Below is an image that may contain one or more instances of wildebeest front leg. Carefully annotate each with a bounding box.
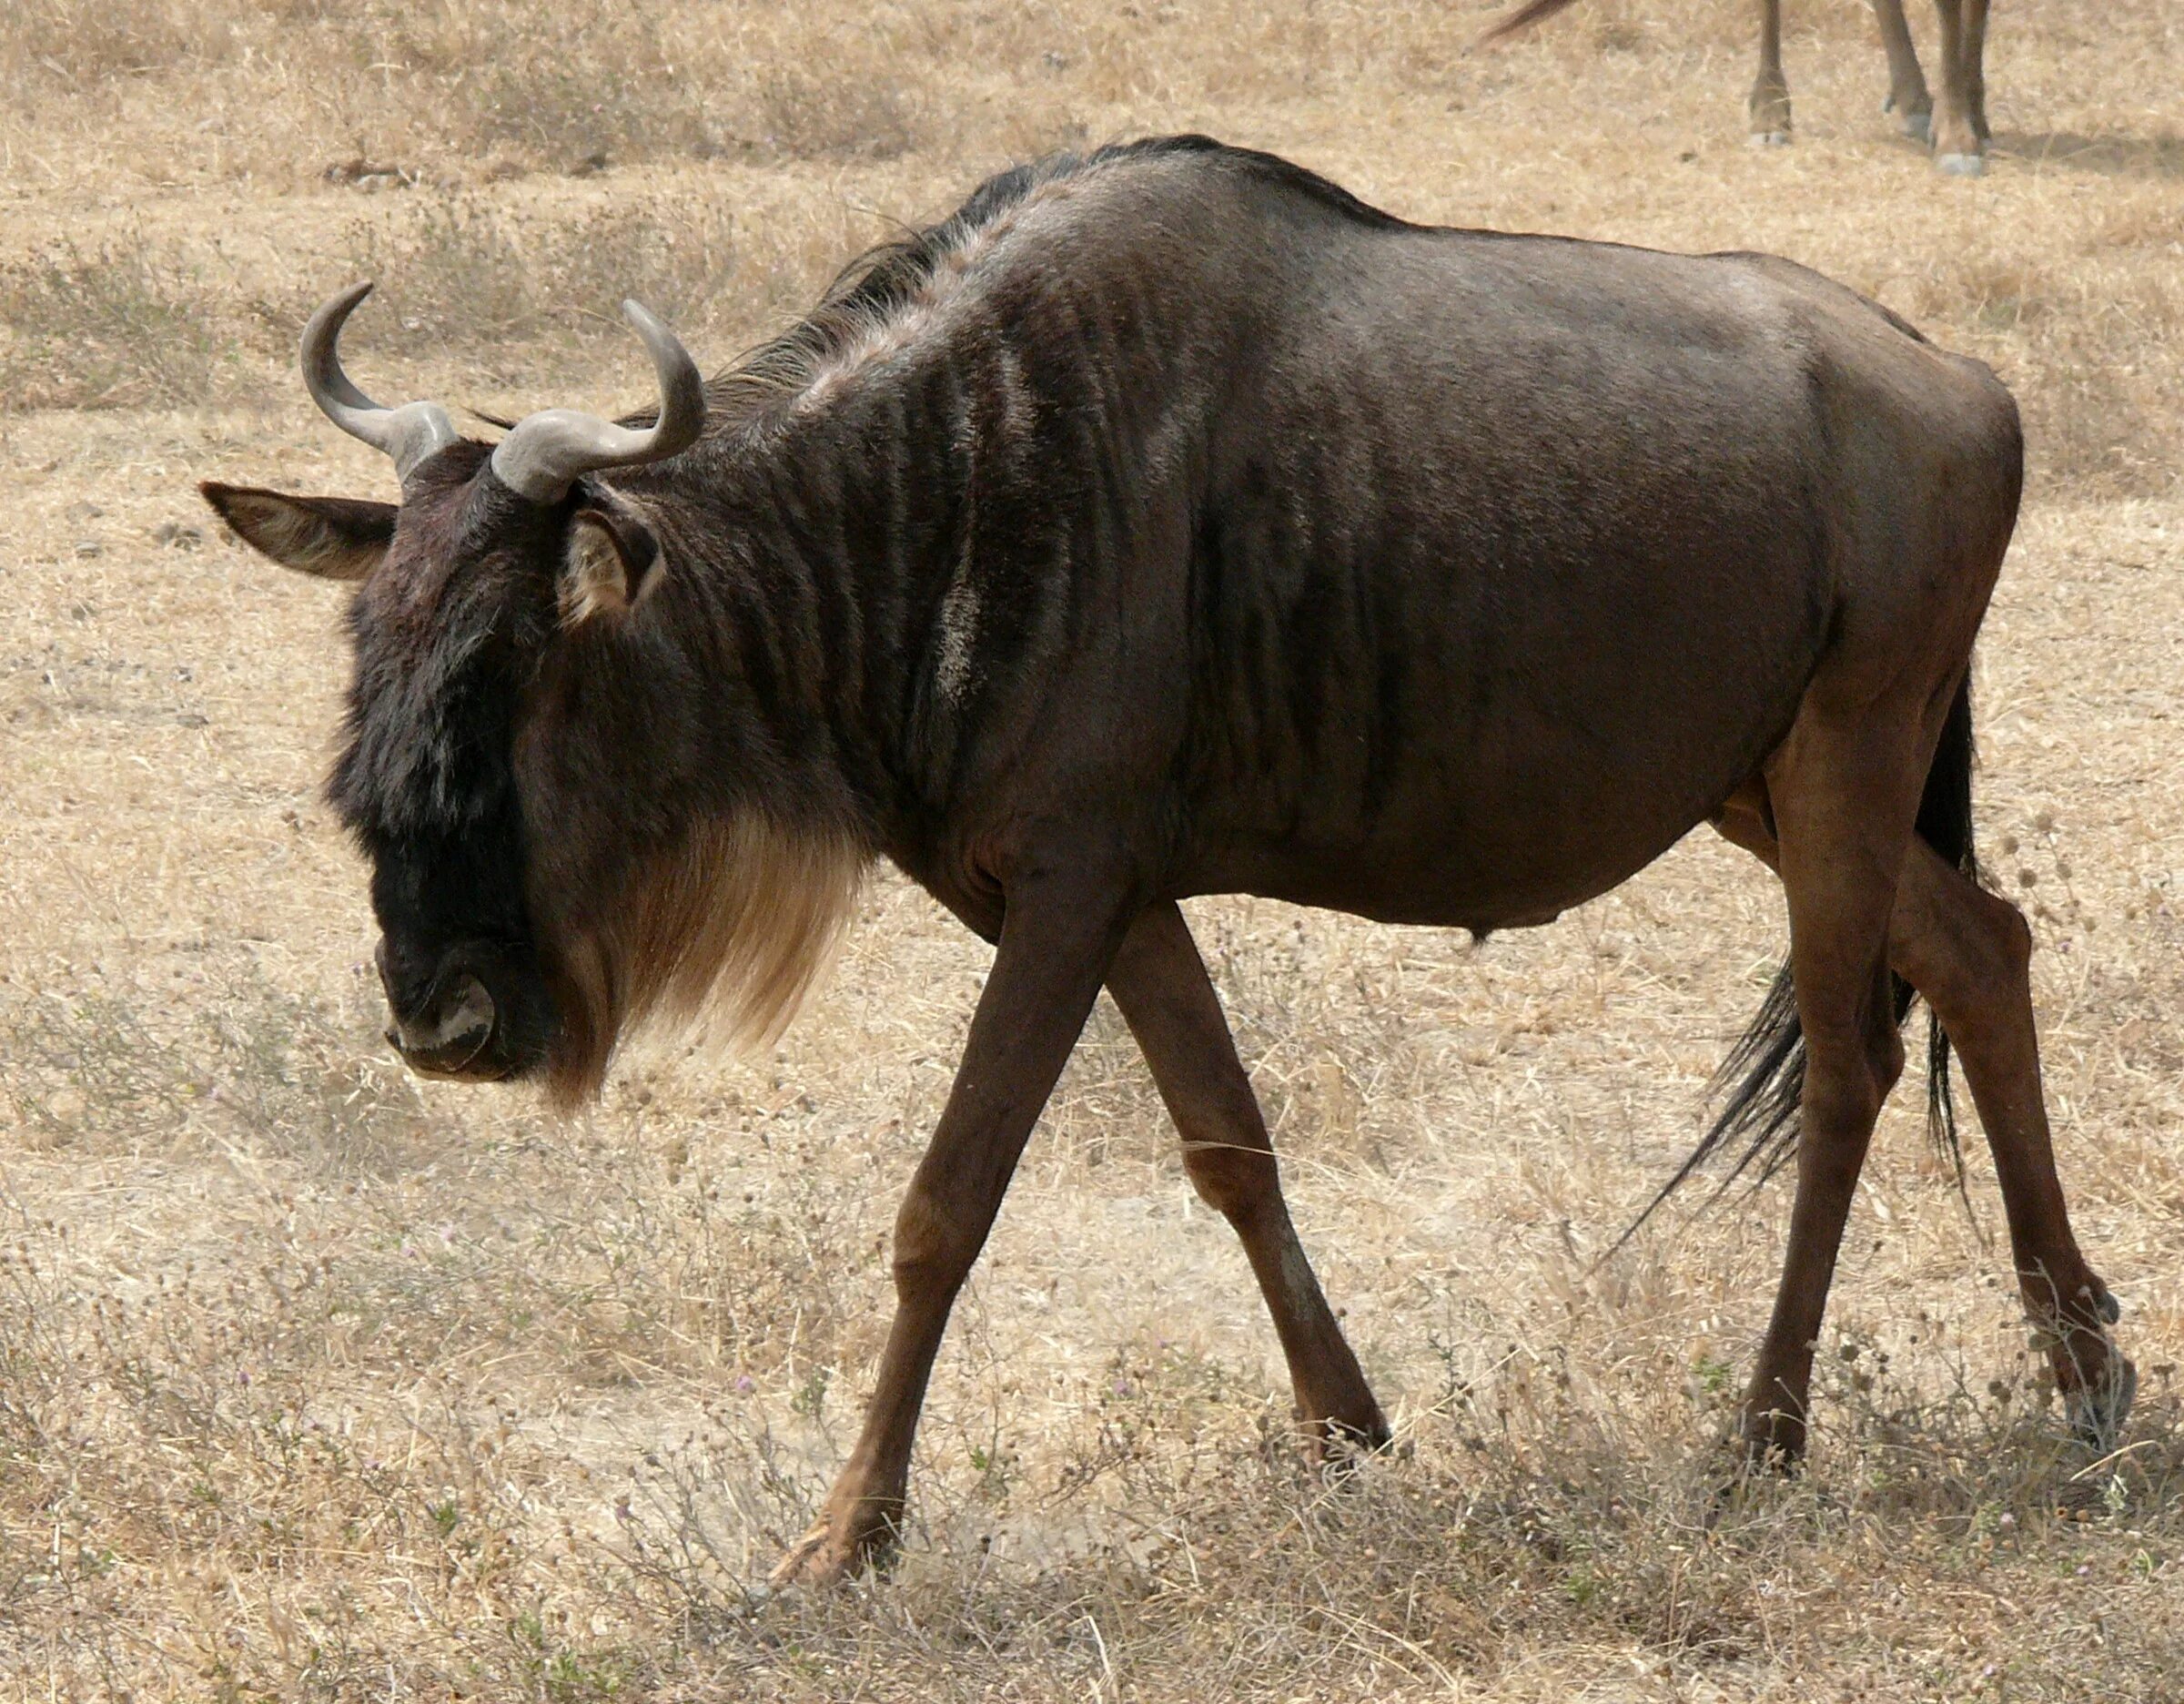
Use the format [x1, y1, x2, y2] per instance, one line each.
[1106, 902, 1390, 1454]
[770, 874, 1134, 1587]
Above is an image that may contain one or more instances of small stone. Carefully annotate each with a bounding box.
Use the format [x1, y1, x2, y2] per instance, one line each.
[74, 540, 102, 559]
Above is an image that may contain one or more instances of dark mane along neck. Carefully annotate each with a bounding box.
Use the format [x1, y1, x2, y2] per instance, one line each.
[698, 135, 1232, 435]
[577, 132, 1369, 862]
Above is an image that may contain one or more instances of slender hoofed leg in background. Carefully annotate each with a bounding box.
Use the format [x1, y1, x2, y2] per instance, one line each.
[1959, 0, 1992, 143]
[771, 870, 1135, 1587]
[1871, 0, 1935, 141]
[1750, 0, 1794, 145]
[1930, 0, 1988, 172]
[1106, 901, 1390, 1454]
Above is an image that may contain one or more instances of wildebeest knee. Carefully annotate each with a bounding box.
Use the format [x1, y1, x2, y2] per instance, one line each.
[890, 1187, 986, 1301]
[1976, 891, 2036, 989]
[1181, 1139, 1279, 1222]
[1802, 1042, 1887, 1145]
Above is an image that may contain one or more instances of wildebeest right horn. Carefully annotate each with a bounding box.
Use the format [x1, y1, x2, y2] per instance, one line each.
[489, 300, 706, 505]
[300, 281, 459, 484]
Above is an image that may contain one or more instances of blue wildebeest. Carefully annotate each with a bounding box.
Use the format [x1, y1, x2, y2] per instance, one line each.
[1484, 0, 1997, 174]
[202, 137, 2127, 1584]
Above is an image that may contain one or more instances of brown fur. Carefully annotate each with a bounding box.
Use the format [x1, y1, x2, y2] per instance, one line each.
[526, 810, 866, 1110]
[204, 140, 2122, 1590]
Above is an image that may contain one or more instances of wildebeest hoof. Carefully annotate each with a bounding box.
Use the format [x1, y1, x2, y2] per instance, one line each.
[1936, 151, 1986, 177]
[1748, 130, 1792, 148]
[1306, 1411, 1397, 1476]
[1882, 96, 1934, 144]
[769, 1513, 897, 1589]
[768, 1536, 857, 1590]
[2096, 1289, 2122, 1326]
[2067, 1354, 2138, 1454]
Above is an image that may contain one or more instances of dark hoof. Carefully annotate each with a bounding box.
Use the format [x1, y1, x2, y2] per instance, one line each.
[1708, 1435, 1801, 1522]
[2068, 1355, 2138, 1454]
[1739, 1440, 1804, 1478]
[2097, 1290, 2122, 1326]
[1300, 1412, 1396, 1484]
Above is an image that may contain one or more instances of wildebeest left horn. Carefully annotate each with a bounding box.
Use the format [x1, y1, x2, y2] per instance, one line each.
[300, 281, 460, 484]
[489, 300, 706, 505]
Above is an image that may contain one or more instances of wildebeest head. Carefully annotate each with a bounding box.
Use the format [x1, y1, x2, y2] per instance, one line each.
[201, 282, 840, 1106]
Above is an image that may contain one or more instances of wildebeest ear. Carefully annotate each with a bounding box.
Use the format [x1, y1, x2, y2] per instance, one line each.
[561, 493, 664, 624]
[198, 482, 396, 582]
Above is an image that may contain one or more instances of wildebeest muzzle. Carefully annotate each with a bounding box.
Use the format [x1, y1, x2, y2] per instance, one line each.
[375, 938, 538, 1082]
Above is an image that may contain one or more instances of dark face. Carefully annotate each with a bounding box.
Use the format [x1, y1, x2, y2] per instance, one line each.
[328, 445, 562, 1082]
[203, 445, 664, 1089]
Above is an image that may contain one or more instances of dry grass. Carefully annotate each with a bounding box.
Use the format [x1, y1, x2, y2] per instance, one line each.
[3, 0, 2183, 1698]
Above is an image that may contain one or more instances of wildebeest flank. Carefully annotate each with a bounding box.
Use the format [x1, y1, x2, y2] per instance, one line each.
[202, 136, 2130, 1587]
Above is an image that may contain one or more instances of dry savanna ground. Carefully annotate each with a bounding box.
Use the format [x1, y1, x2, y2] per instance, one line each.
[2, 0, 2181, 1698]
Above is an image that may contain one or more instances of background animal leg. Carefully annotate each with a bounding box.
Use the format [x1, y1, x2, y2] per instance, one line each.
[1871, 0, 1934, 140]
[1107, 902, 1390, 1454]
[771, 873, 1133, 1587]
[1960, 0, 1991, 140]
[1740, 723, 1922, 1463]
[1749, 0, 1793, 145]
[1929, 0, 1987, 171]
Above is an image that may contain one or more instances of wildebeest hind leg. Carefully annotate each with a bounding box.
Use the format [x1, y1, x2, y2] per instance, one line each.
[1738, 713, 1927, 1465]
[1883, 841, 2134, 1443]
[771, 871, 1136, 1587]
[1930, 0, 1988, 171]
[1107, 901, 1391, 1455]
[1712, 806, 2134, 1446]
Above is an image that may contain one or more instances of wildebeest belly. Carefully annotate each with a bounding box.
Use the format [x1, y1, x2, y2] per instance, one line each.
[1174, 242, 1840, 927]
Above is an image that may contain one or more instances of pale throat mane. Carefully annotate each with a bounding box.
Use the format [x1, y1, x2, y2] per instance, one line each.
[534, 811, 868, 1109]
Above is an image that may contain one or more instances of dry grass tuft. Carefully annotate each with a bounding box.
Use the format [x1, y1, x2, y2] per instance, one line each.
[0, 236, 238, 411]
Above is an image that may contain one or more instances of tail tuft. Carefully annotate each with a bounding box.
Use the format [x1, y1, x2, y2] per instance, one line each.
[1621, 677, 1977, 1242]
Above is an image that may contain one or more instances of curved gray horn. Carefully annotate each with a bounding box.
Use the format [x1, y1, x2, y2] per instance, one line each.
[490, 300, 705, 505]
[300, 282, 460, 484]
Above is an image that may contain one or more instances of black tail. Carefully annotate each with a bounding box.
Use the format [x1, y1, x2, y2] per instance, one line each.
[1625, 679, 1977, 1236]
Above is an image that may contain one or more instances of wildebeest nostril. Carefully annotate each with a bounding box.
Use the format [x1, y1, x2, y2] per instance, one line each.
[391, 972, 496, 1058]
